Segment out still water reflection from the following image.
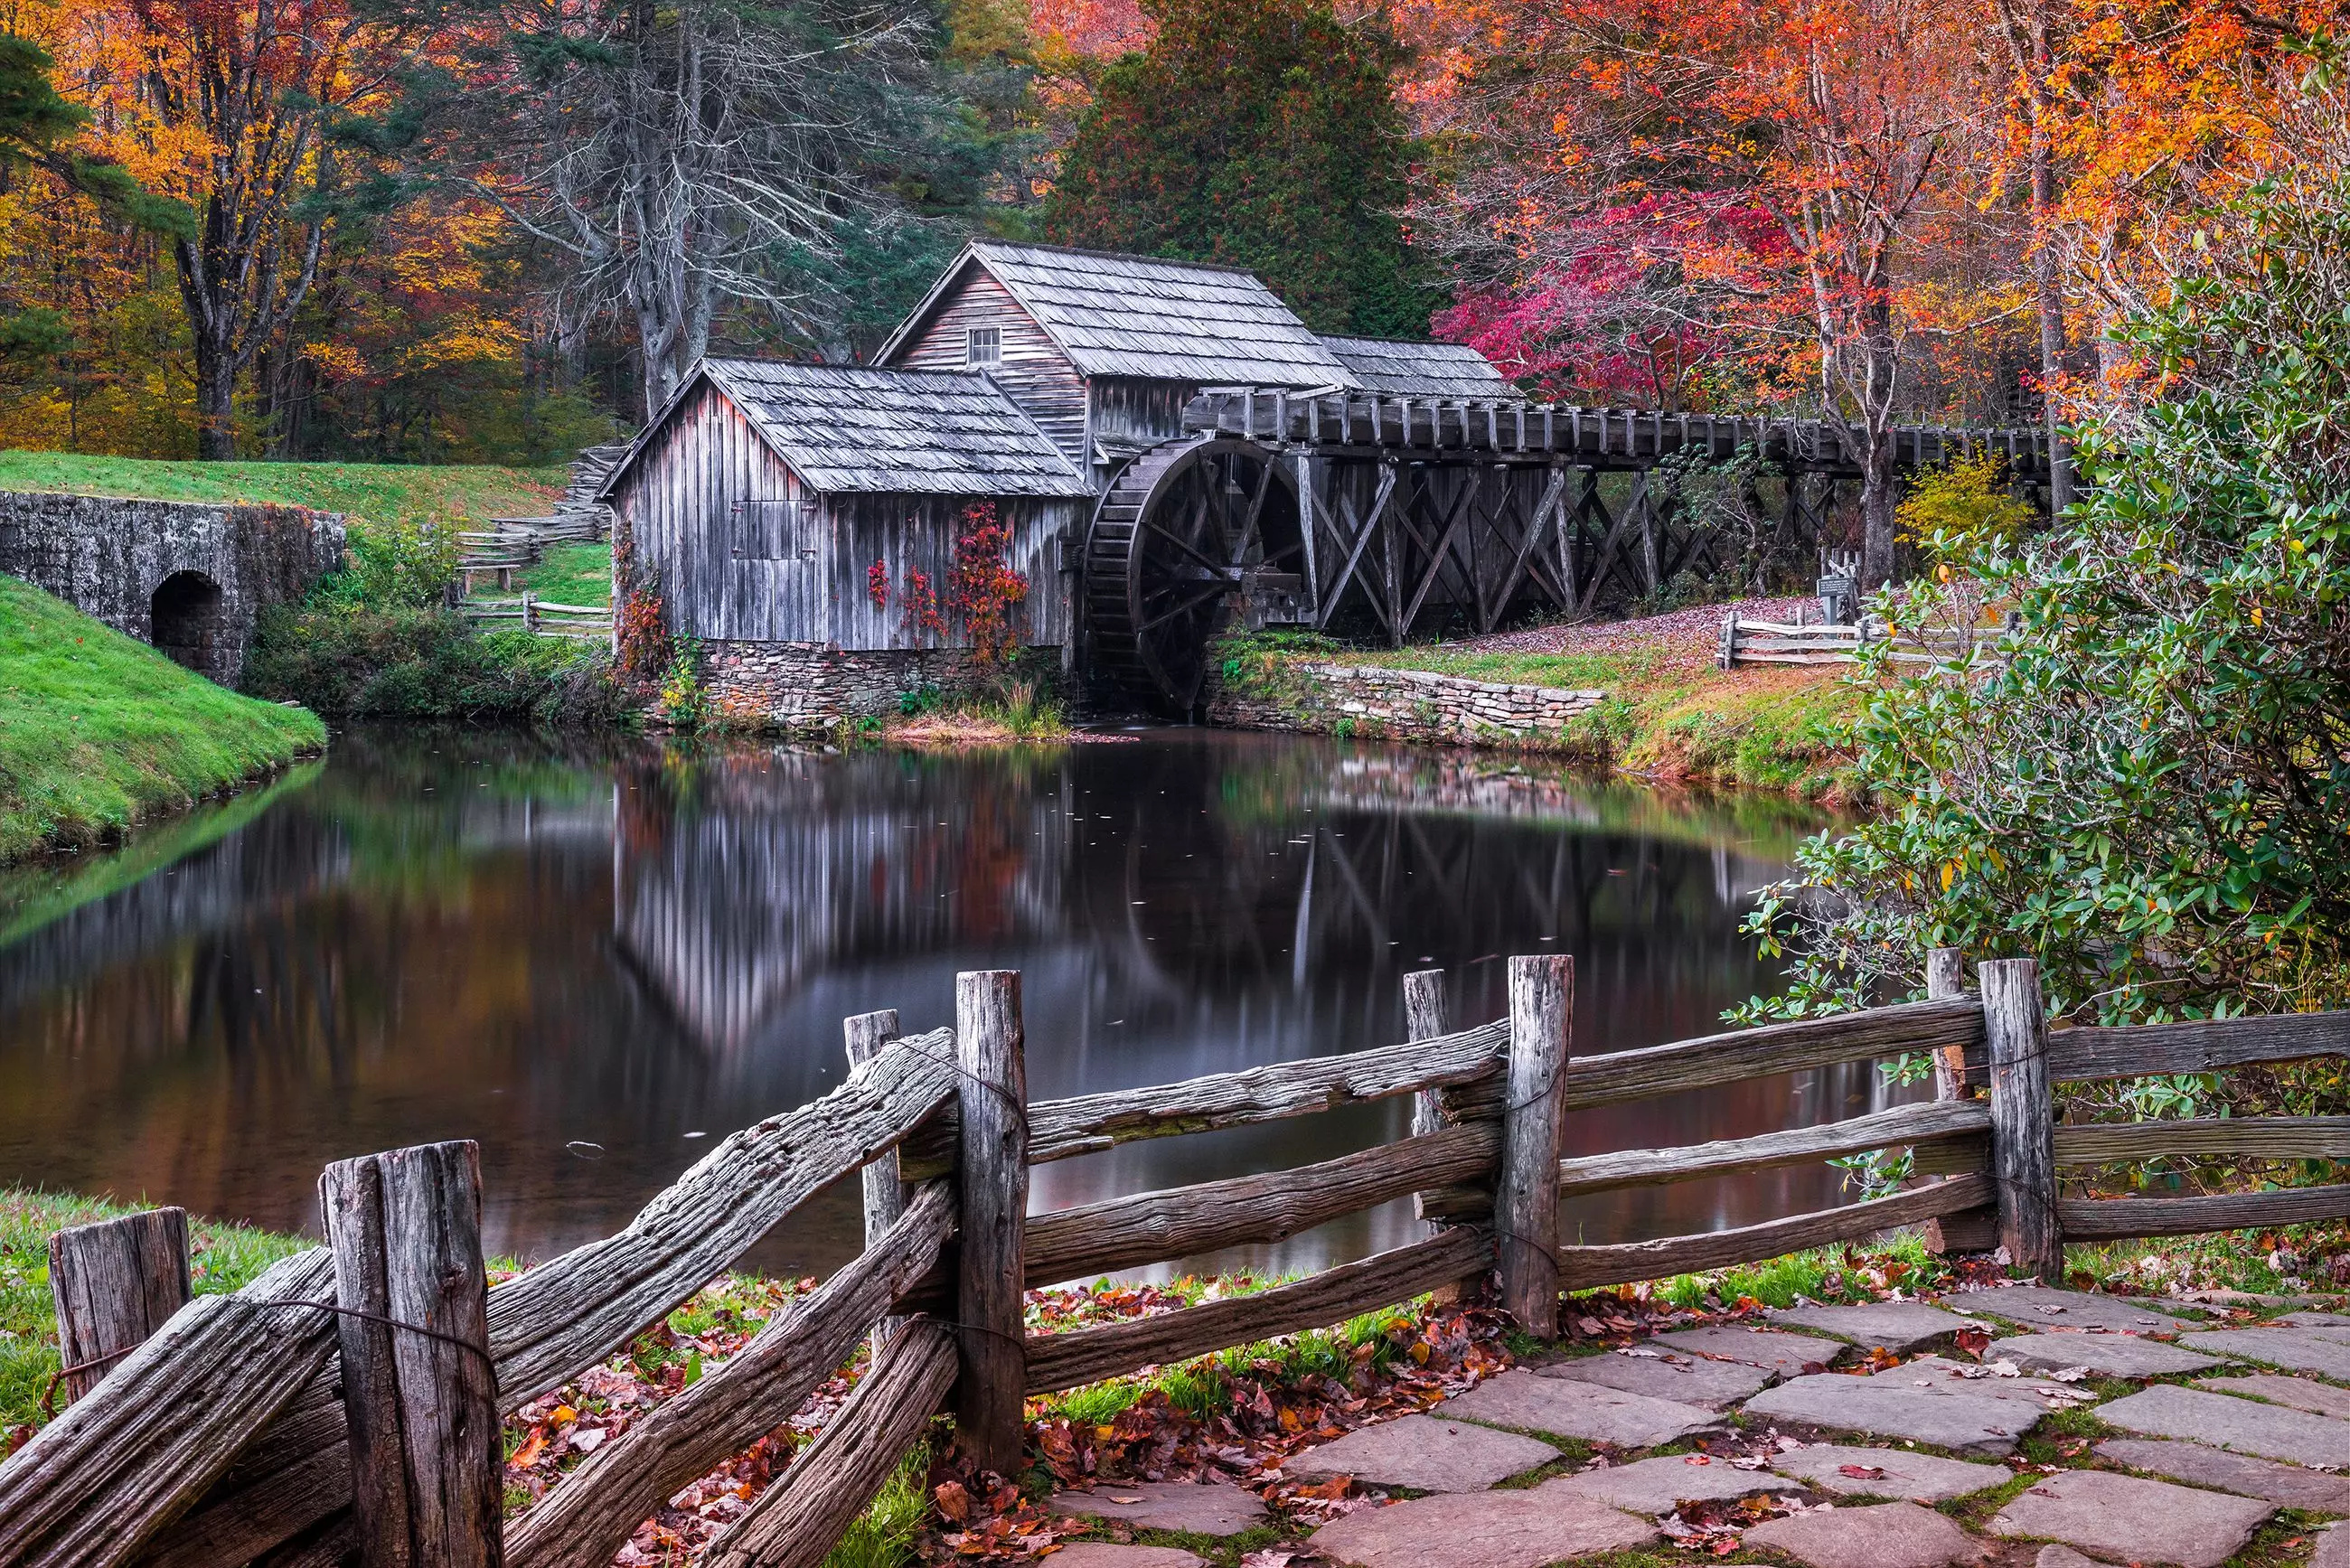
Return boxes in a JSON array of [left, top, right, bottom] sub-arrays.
[[0, 727, 1886, 1280]]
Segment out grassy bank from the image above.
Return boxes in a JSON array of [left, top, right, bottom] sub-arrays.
[[0, 578, 325, 862], [0, 451, 566, 530], [1217, 606, 1860, 799]]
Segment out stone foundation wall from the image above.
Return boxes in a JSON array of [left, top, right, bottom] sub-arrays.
[[0, 492, 344, 686], [1208, 660, 1606, 749], [704, 641, 1002, 728]]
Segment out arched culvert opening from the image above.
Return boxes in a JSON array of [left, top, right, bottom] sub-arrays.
[[149, 570, 230, 681]]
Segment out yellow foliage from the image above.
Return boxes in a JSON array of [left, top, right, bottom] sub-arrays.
[[1894, 453, 2038, 558]]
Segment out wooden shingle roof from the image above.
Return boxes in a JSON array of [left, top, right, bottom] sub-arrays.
[[884, 242, 1358, 388], [1318, 336, 1512, 399], [636, 359, 1095, 499]]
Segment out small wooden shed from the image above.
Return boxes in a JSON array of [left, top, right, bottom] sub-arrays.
[[600, 358, 1095, 660], [876, 241, 1360, 471]]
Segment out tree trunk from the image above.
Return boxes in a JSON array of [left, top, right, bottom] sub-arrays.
[[1858, 437, 1897, 591], [2027, 8, 2073, 511], [193, 330, 238, 462]]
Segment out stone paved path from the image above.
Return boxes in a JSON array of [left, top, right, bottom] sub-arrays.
[[1244, 1285, 2350, 1568]]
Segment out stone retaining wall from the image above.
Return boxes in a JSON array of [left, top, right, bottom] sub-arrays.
[[704, 641, 997, 728], [1208, 660, 1606, 749], [0, 491, 344, 686]]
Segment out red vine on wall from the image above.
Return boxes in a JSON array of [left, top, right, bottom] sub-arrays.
[[868, 559, 890, 610], [946, 502, 1029, 668], [899, 566, 945, 641]]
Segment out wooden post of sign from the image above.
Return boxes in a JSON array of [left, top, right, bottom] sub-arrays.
[[1499, 955, 1571, 1337], [845, 1007, 907, 1350], [1926, 946, 1967, 1100], [954, 971, 1028, 1477], [321, 1141, 502, 1568], [48, 1207, 192, 1406], [1981, 959, 2062, 1282]]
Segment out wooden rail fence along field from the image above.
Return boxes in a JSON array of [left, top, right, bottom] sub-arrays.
[[5, 955, 2346, 1567], [1719, 610, 2022, 667], [456, 595, 614, 642]]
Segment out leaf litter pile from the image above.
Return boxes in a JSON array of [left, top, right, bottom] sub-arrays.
[[485, 1239, 2254, 1565]]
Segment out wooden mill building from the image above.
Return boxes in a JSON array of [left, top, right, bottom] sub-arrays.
[[598, 241, 1510, 723]]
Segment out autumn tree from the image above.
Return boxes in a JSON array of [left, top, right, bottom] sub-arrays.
[[418, 0, 973, 416], [1414, 0, 2005, 587], [1042, 0, 1436, 338]]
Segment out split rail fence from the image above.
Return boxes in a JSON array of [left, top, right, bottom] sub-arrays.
[[1720, 611, 2024, 668], [5, 955, 2347, 1568], [456, 595, 616, 642]]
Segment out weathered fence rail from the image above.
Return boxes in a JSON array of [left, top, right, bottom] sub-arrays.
[[1719, 612, 2020, 668], [7, 955, 2348, 1568], [456, 595, 614, 642]]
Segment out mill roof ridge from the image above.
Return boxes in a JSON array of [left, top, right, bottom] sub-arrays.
[[599, 357, 1095, 502]]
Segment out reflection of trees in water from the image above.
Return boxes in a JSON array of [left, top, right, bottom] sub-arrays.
[[0, 726, 1857, 1261]]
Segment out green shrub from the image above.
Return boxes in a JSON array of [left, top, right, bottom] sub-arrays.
[[246, 605, 625, 726], [1745, 126, 2350, 1028]]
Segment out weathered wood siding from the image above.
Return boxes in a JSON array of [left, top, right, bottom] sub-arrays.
[[890, 272, 1089, 463], [609, 380, 823, 642], [829, 495, 1077, 652], [1089, 379, 1198, 458]]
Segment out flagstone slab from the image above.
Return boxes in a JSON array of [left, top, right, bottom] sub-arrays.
[[1952, 1286, 2195, 1335], [1646, 1324, 1845, 1376], [1542, 1453, 1800, 1516], [1284, 1413, 1558, 1493], [2094, 1438, 2350, 1511], [1438, 1368, 1718, 1448], [1308, 1486, 1658, 1568], [1766, 1442, 2008, 1502], [1989, 1332, 2223, 1378], [1767, 1300, 1975, 1352], [1987, 1469, 2272, 1568], [2178, 1327, 2350, 1378], [1740, 1500, 1985, 1568], [2097, 1384, 2350, 1468], [1739, 1354, 2074, 1453], [2195, 1373, 2350, 1421], [1048, 1545, 1208, 1568], [1539, 1348, 1770, 1410], [2316, 1524, 2350, 1568], [1049, 1481, 1269, 1536], [2276, 1311, 2350, 1328], [2035, 1549, 2100, 1568]]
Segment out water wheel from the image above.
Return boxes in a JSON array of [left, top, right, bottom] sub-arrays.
[[1084, 437, 1303, 714]]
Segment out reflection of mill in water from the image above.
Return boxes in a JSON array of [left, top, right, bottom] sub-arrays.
[[606, 739, 1896, 1265]]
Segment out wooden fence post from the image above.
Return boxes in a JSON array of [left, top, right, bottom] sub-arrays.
[[846, 1008, 907, 1351], [1981, 959, 2062, 1282], [48, 1207, 191, 1406], [320, 1141, 503, 1568], [954, 970, 1028, 1477], [1403, 970, 1480, 1300], [1500, 955, 1571, 1338], [1926, 946, 1967, 1101]]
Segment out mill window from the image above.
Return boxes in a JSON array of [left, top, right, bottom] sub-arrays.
[[966, 326, 1002, 367]]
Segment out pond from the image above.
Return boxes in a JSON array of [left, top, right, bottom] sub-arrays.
[[0, 726, 1889, 1282]]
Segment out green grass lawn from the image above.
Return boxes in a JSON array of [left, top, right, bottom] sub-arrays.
[[1, 1188, 308, 1437], [486, 541, 612, 608], [0, 577, 325, 862], [0, 451, 566, 530]]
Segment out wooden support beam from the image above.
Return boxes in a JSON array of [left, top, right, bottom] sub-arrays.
[[1926, 948, 1969, 1100], [954, 971, 1028, 1477], [846, 1009, 907, 1351], [1499, 956, 1570, 1335], [318, 1141, 501, 1568], [1982, 960, 2060, 1280], [48, 1208, 191, 1407]]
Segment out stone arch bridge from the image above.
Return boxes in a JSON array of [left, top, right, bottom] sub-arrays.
[[0, 492, 344, 687]]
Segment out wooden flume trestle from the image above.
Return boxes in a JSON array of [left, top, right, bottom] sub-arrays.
[[1082, 385, 2052, 711]]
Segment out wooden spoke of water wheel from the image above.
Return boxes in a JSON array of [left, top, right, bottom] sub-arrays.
[[1084, 437, 1301, 713]]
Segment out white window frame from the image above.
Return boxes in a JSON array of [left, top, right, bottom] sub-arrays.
[[966, 325, 1002, 367]]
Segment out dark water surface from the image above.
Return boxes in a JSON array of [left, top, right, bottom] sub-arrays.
[[0, 727, 1885, 1280]]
